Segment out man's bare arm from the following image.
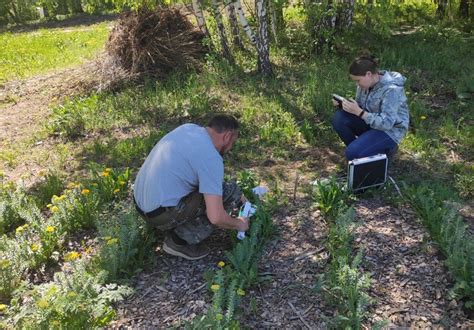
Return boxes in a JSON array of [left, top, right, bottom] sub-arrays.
[[204, 194, 249, 231]]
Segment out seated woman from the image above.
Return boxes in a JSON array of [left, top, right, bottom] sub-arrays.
[[331, 55, 409, 161]]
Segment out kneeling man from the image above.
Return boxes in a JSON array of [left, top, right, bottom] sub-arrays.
[[133, 114, 249, 260]]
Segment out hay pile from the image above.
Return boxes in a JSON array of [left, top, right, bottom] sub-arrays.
[[105, 6, 207, 80]]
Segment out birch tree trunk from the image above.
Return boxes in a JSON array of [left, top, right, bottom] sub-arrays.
[[211, 0, 233, 62], [256, 0, 273, 76], [227, 3, 245, 49], [231, 0, 257, 45], [192, 0, 209, 37], [337, 0, 354, 29]]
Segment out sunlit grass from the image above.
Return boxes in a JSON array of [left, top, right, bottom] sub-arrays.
[[0, 22, 110, 83]]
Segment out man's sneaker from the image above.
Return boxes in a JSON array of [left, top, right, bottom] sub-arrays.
[[162, 236, 210, 260]]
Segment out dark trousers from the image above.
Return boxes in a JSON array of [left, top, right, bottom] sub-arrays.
[[332, 109, 397, 161], [140, 182, 242, 245]]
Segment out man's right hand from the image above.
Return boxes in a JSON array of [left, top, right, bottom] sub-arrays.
[[236, 216, 249, 232]]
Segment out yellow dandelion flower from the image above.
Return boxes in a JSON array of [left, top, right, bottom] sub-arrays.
[[36, 299, 49, 309], [107, 238, 119, 245], [52, 195, 59, 202], [66, 182, 76, 189], [105, 168, 112, 172], [58, 195, 66, 201], [113, 188, 120, 194], [210, 284, 220, 292], [51, 206, 59, 213], [0, 304, 7, 312], [46, 226, 56, 233], [16, 226, 25, 234], [101, 171, 109, 177], [31, 244, 39, 252], [216, 313, 223, 321], [81, 188, 90, 195], [119, 180, 126, 186], [64, 251, 80, 262], [217, 261, 225, 268], [237, 288, 245, 296], [420, 115, 427, 120], [92, 183, 98, 187], [47, 203, 52, 208]]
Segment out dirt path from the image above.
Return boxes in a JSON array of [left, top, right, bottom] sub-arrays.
[[0, 61, 100, 181], [109, 180, 472, 328]]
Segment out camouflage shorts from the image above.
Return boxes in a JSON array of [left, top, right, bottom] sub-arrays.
[[143, 181, 242, 244]]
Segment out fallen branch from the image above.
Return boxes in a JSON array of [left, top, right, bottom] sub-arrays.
[[288, 301, 312, 329]]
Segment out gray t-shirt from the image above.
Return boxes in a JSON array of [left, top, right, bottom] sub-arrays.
[[133, 124, 223, 212]]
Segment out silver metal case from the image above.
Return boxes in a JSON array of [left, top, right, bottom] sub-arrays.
[[348, 154, 388, 191]]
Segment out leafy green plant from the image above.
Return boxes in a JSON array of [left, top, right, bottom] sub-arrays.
[[318, 208, 371, 329], [0, 182, 33, 235], [406, 184, 474, 309], [33, 171, 65, 208], [97, 208, 155, 282], [89, 165, 131, 204], [9, 258, 133, 328], [312, 177, 348, 220]]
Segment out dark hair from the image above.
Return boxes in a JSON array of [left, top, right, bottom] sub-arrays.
[[349, 55, 379, 76], [207, 114, 240, 133]]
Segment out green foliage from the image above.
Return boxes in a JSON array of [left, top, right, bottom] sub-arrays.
[[326, 208, 355, 259], [97, 208, 155, 282], [33, 170, 65, 208], [188, 200, 274, 328], [0, 182, 33, 235], [406, 183, 474, 309], [319, 208, 371, 329], [236, 170, 258, 204], [9, 258, 133, 328], [312, 177, 348, 220]]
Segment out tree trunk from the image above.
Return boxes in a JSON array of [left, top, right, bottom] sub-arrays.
[[211, 0, 234, 62], [436, 0, 447, 18], [227, 3, 245, 49], [231, 0, 257, 45], [8, 0, 20, 23], [192, 0, 209, 37], [459, 0, 469, 18], [269, 0, 278, 45], [256, 0, 272, 76], [313, 0, 336, 54], [337, 0, 354, 29]]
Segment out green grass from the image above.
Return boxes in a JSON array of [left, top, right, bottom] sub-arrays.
[[0, 22, 110, 83]]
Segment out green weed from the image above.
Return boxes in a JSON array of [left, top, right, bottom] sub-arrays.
[[312, 177, 348, 220], [96, 207, 155, 282]]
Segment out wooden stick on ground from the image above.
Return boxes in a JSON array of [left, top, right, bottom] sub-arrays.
[[288, 301, 312, 329]]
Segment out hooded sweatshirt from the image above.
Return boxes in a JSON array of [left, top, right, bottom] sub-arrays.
[[355, 70, 409, 144]]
